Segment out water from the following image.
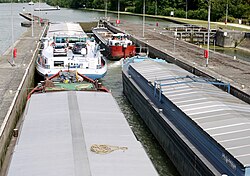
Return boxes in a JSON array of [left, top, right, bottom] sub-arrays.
[[215, 48, 250, 62], [0, 3, 27, 55]]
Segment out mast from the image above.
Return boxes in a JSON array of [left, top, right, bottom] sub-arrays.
[[117, 0, 120, 22], [206, 0, 211, 67], [11, 0, 15, 65], [142, 0, 145, 37], [105, 0, 107, 19]]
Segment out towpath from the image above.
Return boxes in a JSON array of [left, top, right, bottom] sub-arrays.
[[110, 21, 250, 97]]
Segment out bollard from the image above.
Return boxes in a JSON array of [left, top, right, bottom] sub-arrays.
[[13, 129, 18, 137], [13, 48, 17, 58]]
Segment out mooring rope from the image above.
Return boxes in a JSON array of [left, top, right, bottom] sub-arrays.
[[90, 144, 128, 154]]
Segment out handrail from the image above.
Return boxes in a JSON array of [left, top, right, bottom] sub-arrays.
[[154, 75, 231, 102]]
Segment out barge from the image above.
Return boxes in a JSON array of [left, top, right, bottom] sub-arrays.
[[122, 56, 250, 176], [92, 23, 136, 60], [5, 70, 159, 176]]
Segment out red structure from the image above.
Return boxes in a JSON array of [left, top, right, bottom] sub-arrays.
[[13, 48, 17, 58], [204, 49, 209, 59]]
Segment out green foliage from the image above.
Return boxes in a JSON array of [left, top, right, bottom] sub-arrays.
[[45, 0, 250, 22], [174, 9, 186, 18], [125, 6, 135, 13], [219, 16, 236, 23], [188, 9, 208, 20]]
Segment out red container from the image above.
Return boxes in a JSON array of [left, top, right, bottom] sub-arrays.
[[13, 48, 17, 58], [204, 49, 209, 58], [116, 19, 120, 24]]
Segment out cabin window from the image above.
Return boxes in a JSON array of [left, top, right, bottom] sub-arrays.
[[54, 61, 64, 67], [44, 57, 47, 64]]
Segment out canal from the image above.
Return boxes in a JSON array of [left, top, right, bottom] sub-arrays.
[[1, 3, 249, 176]]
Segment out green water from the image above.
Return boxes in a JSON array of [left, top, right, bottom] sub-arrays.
[[215, 48, 250, 62]]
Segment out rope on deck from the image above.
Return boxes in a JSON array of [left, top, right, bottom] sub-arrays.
[[90, 144, 128, 154]]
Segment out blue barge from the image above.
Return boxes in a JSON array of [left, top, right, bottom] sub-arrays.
[[122, 57, 250, 176]]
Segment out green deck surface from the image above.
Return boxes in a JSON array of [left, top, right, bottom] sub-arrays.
[[46, 82, 94, 91]]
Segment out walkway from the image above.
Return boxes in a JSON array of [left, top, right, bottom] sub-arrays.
[[0, 23, 45, 129]]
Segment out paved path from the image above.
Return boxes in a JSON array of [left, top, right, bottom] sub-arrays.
[[216, 22, 250, 30], [0, 22, 45, 125], [111, 21, 250, 96]]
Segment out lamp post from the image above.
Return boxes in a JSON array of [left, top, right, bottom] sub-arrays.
[[206, 0, 211, 67], [11, 0, 15, 65], [105, 0, 107, 19], [186, 0, 188, 19], [142, 0, 145, 38], [155, 0, 157, 16], [28, 1, 34, 37], [38, 0, 40, 25], [173, 31, 177, 53], [225, 0, 228, 25], [117, 0, 120, 22]]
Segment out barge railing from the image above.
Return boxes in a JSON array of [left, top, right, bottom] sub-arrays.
[[154, 75, 231, 102]]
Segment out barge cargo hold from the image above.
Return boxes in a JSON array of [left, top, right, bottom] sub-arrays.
[[6, 91, 158, 176], [122, 59, 250, 176]]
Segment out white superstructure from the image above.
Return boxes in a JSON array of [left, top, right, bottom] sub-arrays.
[[37, 22, 107, 80]]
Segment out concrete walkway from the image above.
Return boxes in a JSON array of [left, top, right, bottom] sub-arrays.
[[0, 23, 45, 127], [216, 22, 250, 30]]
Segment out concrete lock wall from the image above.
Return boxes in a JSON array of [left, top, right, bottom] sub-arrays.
[[216, 30, 245, 47]]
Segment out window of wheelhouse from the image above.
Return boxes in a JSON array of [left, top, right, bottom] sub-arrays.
[[54, 61, 64, 67], [55, 37, 66, 44]]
